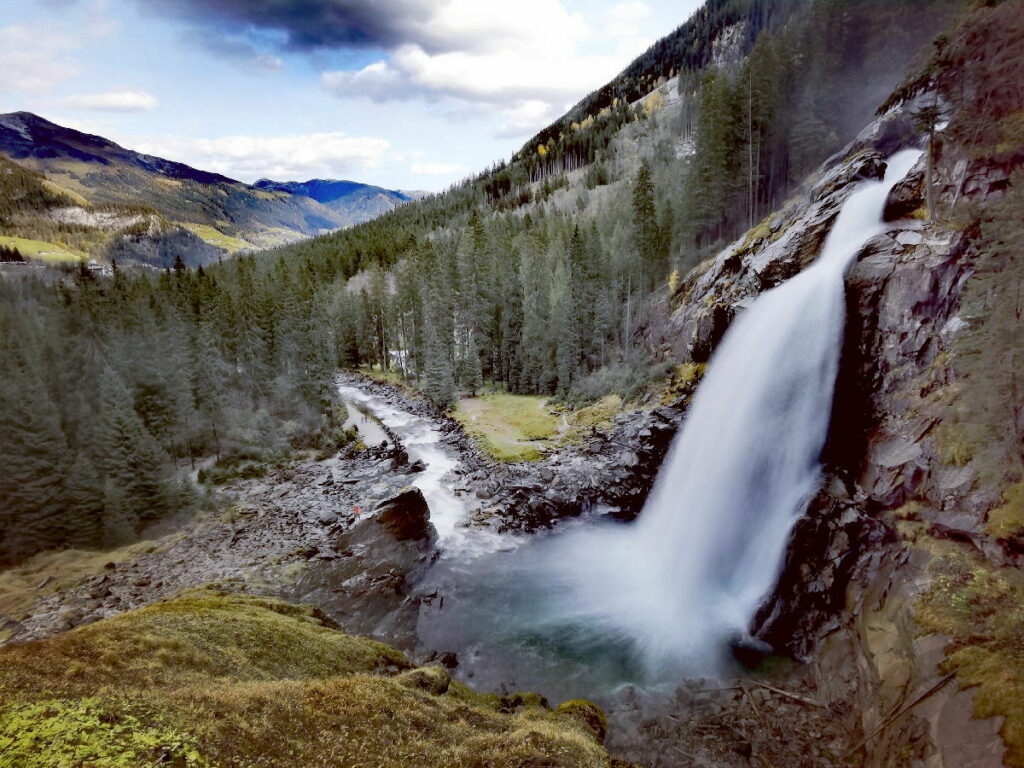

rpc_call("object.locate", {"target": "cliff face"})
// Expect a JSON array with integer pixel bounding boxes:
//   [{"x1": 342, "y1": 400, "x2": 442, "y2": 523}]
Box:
[{"x1": 637, "y1": 101, "x2": 1017, "y2": 765}]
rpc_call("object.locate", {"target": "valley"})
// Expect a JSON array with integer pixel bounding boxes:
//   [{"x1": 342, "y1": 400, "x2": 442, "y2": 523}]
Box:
[
  {"x1": 0, "y1": 112, "x2": 422, "y2": 267},
  {"x1": 2, "y1": 0, "x2": 1023, "y2": 766}
]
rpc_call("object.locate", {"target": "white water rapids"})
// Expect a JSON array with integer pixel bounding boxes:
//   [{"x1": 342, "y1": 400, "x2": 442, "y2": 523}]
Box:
[
  {"x1": 343, "y1": 150, "x2": 922, "y2": 694},
  {"x1": 337, "y1": 384, "x2": 507, "y2": 557}
]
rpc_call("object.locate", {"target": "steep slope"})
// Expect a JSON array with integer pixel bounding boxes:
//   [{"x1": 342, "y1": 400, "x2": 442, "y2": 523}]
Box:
[
  {"x1": 255, "y1": 178, "x2": 428, "y2": 228},
  {"x1": 263, "y1": 0, "x2": 958, "y2": 409},
  {"x1": 617, "y1": 4, "x2": 1024, "y2": 763},
  {"x1": 0, "y1": 112, "x2": 355, "y2": 264},
  {"x1": 0, "y1": 588, "x2": 621, "y2": 768}
]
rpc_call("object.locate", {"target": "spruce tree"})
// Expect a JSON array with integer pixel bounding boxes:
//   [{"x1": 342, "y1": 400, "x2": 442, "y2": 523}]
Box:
[
  {"x1": 422, "y1": 321, "x2": 456, "y2": 409},
  {"x1": 63, "y1": 452, "x2": 105, "y2": 550},
  {"x1": 0, "y1": 367, "x2": 69, "y2": 563}
]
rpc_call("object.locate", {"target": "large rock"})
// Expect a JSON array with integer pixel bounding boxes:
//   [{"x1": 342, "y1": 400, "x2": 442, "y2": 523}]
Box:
[
  {"x1": 375, "y1": 488, "x2": 432, "y2": 541},
  {"x1": 291, "y1": 488, "x2": 437, "y2": 650}
]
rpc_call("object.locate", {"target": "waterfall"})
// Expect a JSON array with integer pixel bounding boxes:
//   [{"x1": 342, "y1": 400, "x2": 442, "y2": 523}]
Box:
[
  {"x1": 531, "y1": 150, "x2": 923, "y2": 673},
  {"x1": 416, "y1": 151, "x2": 923, "y2": 695}
]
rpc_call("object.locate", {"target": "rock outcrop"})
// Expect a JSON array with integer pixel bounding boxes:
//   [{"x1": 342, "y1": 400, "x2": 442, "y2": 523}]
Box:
[
  {"x1": 292, "y1": 486, "x2": 437, "y2": 650},
  {"x1": 630, "y1": 104, "x2": 1014, "y2": 766}
]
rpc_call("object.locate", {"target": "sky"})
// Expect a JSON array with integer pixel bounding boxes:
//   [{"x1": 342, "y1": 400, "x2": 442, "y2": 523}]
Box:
[{"x1": 0, "y1": 0, "x2": 704, "y2": 190}]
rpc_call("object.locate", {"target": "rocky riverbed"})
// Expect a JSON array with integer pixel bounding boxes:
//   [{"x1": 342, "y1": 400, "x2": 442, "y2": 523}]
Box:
[{"x1": 0, "y1": 426, "x2": 432, "y2": 647}]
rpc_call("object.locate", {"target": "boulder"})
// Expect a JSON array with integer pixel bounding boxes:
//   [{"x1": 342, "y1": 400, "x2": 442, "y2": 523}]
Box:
[{"x1": 375, "y1": 488, "x2": 432, "y2": 541}]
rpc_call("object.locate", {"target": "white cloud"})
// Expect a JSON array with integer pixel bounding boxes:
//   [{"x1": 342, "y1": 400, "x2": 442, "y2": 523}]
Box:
[
  {"x1": 125, "y1": 131, "x2": 392, "y2": 182},
  {"x1": 321, "y1": 59, "x2": 415, "y2": 101},
  {"x1": 0, "y1": 5, "x2": 119, "y2": 96},
  {"x1": 319, "y1": 0, "x2": 671, "y2": 142},
  {"x1": 321, "y1": 1, "x2": 605, "y2": 104},
  {"x1": 64, "y1": 90, "x2": 159, "y2": 112},
  {"x1": 0, "y1": 25, "x2": 82, "y2": 92},
  {"x1": 494, "y1": 100, "x2": 562, "y2": 139},
  {"x1": 606, "y1": 1, "x2": 652, "y2": 37},
  {"x1": 411, "y1": 161, "x2": 469, "y2": 177}
]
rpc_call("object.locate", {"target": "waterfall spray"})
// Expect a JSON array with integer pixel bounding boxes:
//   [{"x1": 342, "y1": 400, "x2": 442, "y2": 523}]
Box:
[
  {"x1": 416, "y1": 150, "x2": 923, "y2": 693},
  {"x1": 534, "y1": 150, "x2": 923, "y2": 672}
]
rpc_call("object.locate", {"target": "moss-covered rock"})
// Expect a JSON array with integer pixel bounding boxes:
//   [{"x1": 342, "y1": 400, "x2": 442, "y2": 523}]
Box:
[
  {"x1": 556, "y1": 699, "x2": 609, "y2": 743},
  {"x1": 0, "y1": 588, "x2": 619, "y2": 768},
  {"x1": 916, "y1": 546, "x2": 1024, "y2": 766}
]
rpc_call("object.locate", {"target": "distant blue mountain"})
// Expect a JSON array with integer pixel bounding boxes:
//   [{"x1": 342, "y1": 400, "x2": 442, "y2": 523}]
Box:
[{"x1": 254, "y1": 178, "x2": 428, "y2": 226}]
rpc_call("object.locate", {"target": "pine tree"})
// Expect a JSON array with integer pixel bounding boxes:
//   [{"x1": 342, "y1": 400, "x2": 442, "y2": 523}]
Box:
[
  {"x1": 632, "y1": 160, "x2": 659, "y2": 291},
  {"x1": 422, "y1": 321, "x2": 456, "y2": 408},
  {"x1": 0, "y1": 365, "x2": 69, "y2": 563},
  {"x1": 63, "y1": 452, "x2": 105, "y2": 549},
  {"x1": 461, "y1": 335, "x2": 484, "y2": 396},
  {"x1": 96, "y1": 366, "x2": 170, "y2": 534}
]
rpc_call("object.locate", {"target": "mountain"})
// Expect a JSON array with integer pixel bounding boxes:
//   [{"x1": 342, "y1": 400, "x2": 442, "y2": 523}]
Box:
[
  {"x1": 255, "y1": 178, "x2": 428, "y2": 227},
  {"x1": 0, "y1": 112, "x2": 401, "y2": 266}
]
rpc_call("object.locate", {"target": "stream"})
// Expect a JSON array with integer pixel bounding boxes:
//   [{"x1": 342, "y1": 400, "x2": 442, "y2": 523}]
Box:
[{"x1": 337, "y1": 384, "x2": 508, "y2": 558}]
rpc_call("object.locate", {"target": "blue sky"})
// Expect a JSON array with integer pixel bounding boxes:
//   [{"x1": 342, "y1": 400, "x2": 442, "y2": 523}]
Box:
[{"x1": 0, "y1": 0, "x2": 703, "y2": 190}]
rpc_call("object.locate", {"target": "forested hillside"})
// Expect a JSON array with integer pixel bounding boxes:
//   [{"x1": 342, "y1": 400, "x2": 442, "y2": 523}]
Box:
[
  {"x1": 0, "y1": 113, "x2": 415, "y2": 267},
  {"x1": 0, "y1": 0, "x2": 963, "y2": 565},
  {"x1": 0, "y1": 260, "x2": 344, "y2": 565},
  {"x1": 266, "y1": 0, "x2": 958, "y2": 406}
]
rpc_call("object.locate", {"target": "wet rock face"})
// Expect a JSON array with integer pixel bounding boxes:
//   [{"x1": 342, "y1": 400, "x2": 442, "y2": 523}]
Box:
[
  {"x1": 375, "y1": 488, "x2": 432, "y2": 541},
  {"x1": 883, "y1": 164, "x2": 925, "y2": 221},
  {"x1": 689, "y1": 303, "x2": 731, "y2": 363},
  {"x1": 642, "y1": 144, "x2": 899, "y2": 366}
]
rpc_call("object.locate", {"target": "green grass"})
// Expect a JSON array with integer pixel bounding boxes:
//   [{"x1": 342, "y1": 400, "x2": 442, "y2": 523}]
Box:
[
  {"x1": 0, "y1": 588, "x2": 614, "y2": 768},
  {"x1": 0, "y1": 235, "x2": 83, "y2": 263},
  {"x1": 455, "y1": 393, "x2": 560, "y2": 462},
  {"x1": 179, "y1": 223, "x2": 253, "y2": 254}
]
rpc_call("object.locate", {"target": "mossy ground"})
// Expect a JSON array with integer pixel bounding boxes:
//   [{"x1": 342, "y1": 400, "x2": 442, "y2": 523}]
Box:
[
  {"x1": 985, "y1": 481, "x2": 1024, "y2": 539},
  {"x1": 659, "y1": 363, "x2": 705, "y2": 405},
  {"x1": 0, "y1": 588, "x2": 616, "y2": 768},
  {"x1": 915, "y1": 542, "x2": 1024, "y2": 766},
  {"x1": 455, "y1": 393, "x2": 561, "y2": 462},
  {"x1": 568, "y1": 395, "x2": 623, "y2": 431}
]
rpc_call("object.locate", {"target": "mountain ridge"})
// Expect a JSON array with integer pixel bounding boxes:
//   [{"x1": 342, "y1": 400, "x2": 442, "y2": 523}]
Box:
[
  {"x1": 0, "y1": 112, "x2": 421, "y2": 265},
  {"x1": 254, "y1": 177, "x2": 428, "y2": 227}
]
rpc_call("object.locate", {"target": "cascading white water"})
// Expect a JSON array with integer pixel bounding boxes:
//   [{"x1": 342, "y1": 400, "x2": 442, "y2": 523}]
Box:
[
  {"x1": 520, "y1": 150, "x2": 924, "y2": 674},
  {"x1": 337, "y1": 382, "x2": 509, "y2": 557}
]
